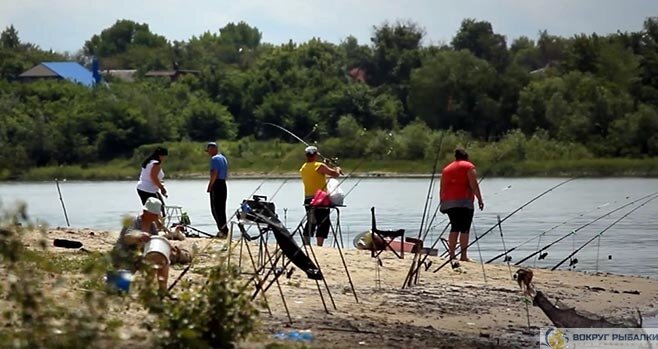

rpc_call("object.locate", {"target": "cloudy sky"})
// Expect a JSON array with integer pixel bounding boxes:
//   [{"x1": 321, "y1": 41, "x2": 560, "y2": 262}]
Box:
[{"x1": 1, "y1": 0, "x2": 656, "y2": 53}]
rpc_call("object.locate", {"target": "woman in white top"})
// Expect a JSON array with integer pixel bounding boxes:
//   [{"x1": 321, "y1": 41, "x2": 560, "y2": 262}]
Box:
[{"x1": 136, "y1": 146, "x2": 168, "y2": 217}]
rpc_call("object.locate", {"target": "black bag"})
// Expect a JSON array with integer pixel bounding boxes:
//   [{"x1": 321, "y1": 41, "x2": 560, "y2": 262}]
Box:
[{"x1": 241, "y1": 195, "x2": 277, "y2": 223}]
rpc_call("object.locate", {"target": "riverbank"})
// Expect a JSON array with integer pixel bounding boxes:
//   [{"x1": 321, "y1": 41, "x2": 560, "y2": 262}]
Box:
[
  {"x1": 8, "y1": 157, "x2": 658, "y2": 181},
  {"x1": 15, "y1": 227, "x2": 658, "y2": 348}
]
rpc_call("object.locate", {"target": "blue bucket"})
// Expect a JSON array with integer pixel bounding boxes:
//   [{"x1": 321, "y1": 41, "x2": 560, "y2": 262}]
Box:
[{"x1": 105, "y1": 270, "x2": 133, "y2": 292}]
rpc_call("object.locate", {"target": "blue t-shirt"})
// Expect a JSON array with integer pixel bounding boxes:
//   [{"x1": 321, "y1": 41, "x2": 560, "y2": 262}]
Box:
[{"x1": 210, "y1": 154, "x2": 228, "y2": 180}]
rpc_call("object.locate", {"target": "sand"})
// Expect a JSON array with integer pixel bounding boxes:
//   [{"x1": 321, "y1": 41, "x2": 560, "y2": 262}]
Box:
[{"x1": 17, "y1": 227, "x2": 658, "y2": 348}]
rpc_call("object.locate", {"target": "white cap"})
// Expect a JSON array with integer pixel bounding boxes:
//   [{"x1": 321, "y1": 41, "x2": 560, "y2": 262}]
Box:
[
  {"x1": 143, "y1": 197, "x2": 163, "y2": 215},
  {"x1": 305, "y1": 146, "x2": 318, "y2": 155}
]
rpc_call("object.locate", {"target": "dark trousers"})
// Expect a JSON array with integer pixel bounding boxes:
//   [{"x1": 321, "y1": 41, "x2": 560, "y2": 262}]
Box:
[
  {"x1": 302, "y1": 198, "x2": 330, "y2": 241},
  {"x1": 137, "y1": 189, "x2": 166, "y2": 217},
  {"x1": 210, "y1": 180, "x2": 228, "y2": 234}
]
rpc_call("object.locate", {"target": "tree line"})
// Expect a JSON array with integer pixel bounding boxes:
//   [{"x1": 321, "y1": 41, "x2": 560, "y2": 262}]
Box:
[{"x1": 1, "y1": 17, "x2": 657, "y2": 177}]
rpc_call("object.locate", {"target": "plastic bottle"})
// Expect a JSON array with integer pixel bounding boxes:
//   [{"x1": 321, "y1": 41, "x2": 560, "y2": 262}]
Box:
[{"x1": 272, "y1": 330, "x2": 314, "y2": 342}]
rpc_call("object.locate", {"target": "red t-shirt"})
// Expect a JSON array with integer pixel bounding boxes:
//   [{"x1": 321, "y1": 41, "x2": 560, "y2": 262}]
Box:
[{"x1": 440, "y1": 160, "x2": 475, "y2": 210}]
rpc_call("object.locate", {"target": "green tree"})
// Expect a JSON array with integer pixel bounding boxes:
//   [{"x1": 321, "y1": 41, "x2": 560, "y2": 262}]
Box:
[
  {"x1": 84, "y1": 20, "x2": 171, "y2": 69},
  {"x1": 218, "y1": 21, "x2": 262, "y2": 49},
  {"x1": 183, "y1": 98, "x2": 237, "y2": 141},
  {"x1": 510, "y1": 36, "x2": 542, "y2": 71},
  {"x1": 1, "y1": 25, "x2": 20, "y2": 49},
  {"x1": 409, "y1": 50, "x2": 499, "y2": 137},
  {"x1": 537, "y1": 30, "x2": 568, "y2": 67},
  {"x1": 452, "y1": 19, "x2": 509, "y2": 71},
  {"x1": 609, "y1": 104, "x2": 658, "y2": 156}
]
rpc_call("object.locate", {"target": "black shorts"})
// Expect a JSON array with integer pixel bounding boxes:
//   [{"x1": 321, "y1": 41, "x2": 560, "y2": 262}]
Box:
[{"x1": 445, "y1": 208, "x2": 474, "y2": 232}]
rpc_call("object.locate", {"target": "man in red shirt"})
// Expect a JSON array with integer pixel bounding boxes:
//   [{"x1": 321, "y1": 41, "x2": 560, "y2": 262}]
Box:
[{"x1": 440, "y1": 148, "x2": 484, "y2": 268}]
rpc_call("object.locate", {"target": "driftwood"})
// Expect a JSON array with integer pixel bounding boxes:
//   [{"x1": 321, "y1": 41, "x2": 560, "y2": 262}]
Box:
[{"x1": 533, "y1": 291, "x2": 642, "y2": 328}]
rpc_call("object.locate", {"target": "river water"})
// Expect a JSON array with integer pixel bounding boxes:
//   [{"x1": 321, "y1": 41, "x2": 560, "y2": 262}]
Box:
[{"x1": 0, "y1": 178, "x2": 657, "y2": 279}]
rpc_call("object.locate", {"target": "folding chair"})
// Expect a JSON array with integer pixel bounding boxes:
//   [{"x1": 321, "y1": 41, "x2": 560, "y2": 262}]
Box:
[{"x1": 370, "y1": 207, "x2": 405, "y2": 259}]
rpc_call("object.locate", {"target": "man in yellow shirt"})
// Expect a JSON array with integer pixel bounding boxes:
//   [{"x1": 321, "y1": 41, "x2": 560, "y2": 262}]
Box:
[{"x1": 300, "y1": 146, "x2": 341, "y2": 246}]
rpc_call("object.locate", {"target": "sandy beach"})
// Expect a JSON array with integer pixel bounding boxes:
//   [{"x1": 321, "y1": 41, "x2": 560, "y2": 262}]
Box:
[{"x1": 16, "y1": 227, "x2": 658, "y2": 348}]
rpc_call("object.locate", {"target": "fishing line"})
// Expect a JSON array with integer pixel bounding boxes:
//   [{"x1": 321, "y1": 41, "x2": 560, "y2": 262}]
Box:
[
  {"x1": 570, "y1": 231, "x2": 577, "y2": 270},
  {"x1": 404, "y1": 155, "x2": 511, "y2": 287},
  {"x1": 532, "y1": 234, "x2": 543, "y2": 268},
  {"x1": 432, "y1": 177, "x2": 579, "y2": 274},
  {"x1": 247, "y1": 132, "x2": 396, "y2": 304},
  {"x1": 487, "y1": 199, "x2": 615, "y2": 264},
  {"x1": 438, "y1": 183, "x2": 516, "y2": 259},
  {"x1": 526, "y1": 200, "x2": 615, "y2": 267},
  {"x1": 168, "y1": 129, "x2": 320, "y2": 293},
  {"x1": 472, "y1": 221, "x2": 487, "y2": 283},
  {"x1": 402, "y1": 133, "x2": 444, "y2": 288},
  {"x1": 595, "y1": 235, "x2": 601, "y2": 273},
  {"x1": 496, "y1": 215, "x2": 513, "y2": 279},
  {"x1": 551, "y1": 193, "x2": 658, "y2": 271},
  {"x1": 514, "y1": 191, "x2": 658, "y2": 266}
]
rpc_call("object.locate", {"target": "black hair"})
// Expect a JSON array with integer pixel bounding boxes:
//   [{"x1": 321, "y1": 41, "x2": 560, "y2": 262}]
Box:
[
  {"x1": 141, "y1": 146, "x2": 169, "y2": 168},
  {"x1": 454, "y1": 147, "x2": 469, "y2": 161}
]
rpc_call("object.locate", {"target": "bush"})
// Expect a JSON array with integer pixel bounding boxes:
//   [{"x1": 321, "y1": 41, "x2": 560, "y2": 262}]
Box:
[
  {"x1": 145, "y1": 261, "x2": 259, "y2": 349},
  {"x1": 0, "y1": 204, "x2": 116, "y2": 348}
]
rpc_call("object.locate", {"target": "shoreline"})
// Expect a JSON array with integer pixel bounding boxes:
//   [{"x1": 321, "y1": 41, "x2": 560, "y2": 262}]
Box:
[
  {"x1": 16, "y1": 227, "x2": 658, "y2": 348},
  {"x1": 5, "y1": 170, "x2": 658, "y2": 183},
  {"x1": 4, "y1": 157, "x2": 658, "y2": 181}
]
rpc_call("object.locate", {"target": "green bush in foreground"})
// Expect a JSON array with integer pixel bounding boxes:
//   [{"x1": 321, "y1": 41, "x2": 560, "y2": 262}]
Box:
[
  {"x1": 0, "y1": 204, "x2": 116, "y2": 348},
  {"x1": 143, "y1": 257, "x2": 259, "y2": 349},
  {"x1": 0, "y1": 203, "x2": 262, "y2": 348}
]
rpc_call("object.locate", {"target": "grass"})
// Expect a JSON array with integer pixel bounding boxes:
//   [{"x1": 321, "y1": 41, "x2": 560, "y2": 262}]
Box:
[
  {"x1": 8, "y1": 139, "x2": 658, "y2": 180},
  {"x1": 21, "y1": 249, "x2": 107, "y2": 274},
  {"x1": 17, "y1": 157, "x2": 658, "y2": 180}
]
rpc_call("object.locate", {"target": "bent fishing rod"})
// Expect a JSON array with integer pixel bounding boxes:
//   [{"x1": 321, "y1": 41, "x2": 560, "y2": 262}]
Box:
[
  {"x1": 243, "y1": 126, "x2": 395, "y2": 300},
  {"x1": 242, "y1": 141, "x2": 396, "y2": 306},
  {"x1": 485, "y1": 198, "x2": 619, "y2": 264},
  {"x1": 551, "y1": 193, "x2": 658, "y2": 271},
  {"x1": 263, "y1": 122, "x2": 343, "y2": 169},
  {"x1": 168, "y1": 126, "x2": 321, "y2": 292},
  {"x1": 430, "y1": 177, "x2": 578, "y2": 273},
  {"x1": 513, "y1": 190, "x2": 658, "y2": 266}
]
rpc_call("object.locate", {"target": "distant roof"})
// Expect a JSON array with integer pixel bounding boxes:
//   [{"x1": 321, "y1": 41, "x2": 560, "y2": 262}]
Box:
[
  {"x1": 144, "y1": 69, "x2": 200, "y2": 77},
  {"x1": 103, "y1": 69, "x2": 137, "y2": 82},
  {"x1": 19, "y1": 62, "x2": 95, "y2": 87}
]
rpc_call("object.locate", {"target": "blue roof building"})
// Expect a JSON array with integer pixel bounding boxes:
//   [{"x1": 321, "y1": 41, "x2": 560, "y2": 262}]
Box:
[{"x1": 19, "y1": 62, "x2": 96, "y2": 87}]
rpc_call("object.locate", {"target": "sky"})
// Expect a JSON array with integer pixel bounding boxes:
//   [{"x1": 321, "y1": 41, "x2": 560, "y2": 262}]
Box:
[{"x1": 1, "y1": 0, "x2": 657, "y2": 53}]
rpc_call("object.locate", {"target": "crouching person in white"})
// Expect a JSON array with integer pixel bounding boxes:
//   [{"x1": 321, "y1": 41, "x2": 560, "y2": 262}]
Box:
[{"x1": 110, "y1": 197, "x2": 172, "y2": 293}]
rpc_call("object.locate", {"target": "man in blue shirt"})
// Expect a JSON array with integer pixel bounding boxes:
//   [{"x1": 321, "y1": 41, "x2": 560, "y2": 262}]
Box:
[{"x1": 206, "y1": 142, "x2": 229, "y2": 237}]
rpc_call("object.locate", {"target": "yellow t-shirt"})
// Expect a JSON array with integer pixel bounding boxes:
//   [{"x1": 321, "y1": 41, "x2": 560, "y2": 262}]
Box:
[{"x1": 300, "y1": 161, "x2": 326, "y2": 198}]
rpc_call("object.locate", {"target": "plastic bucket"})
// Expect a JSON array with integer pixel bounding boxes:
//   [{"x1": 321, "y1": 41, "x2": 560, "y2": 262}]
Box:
[{"x1": 143, "y1": 235, "x2": 172, "y2": 265}]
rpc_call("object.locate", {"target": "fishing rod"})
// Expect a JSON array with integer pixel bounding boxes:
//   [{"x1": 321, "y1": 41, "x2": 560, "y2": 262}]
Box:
[
  {"x1": 263, "y1": 122, "x2": 342, "y2": 169},
  {"x1": 402, "y1": 134, "x2": 445, "y2": 288},
  {"x1": 243, "y1": 128, "x2": 396, "y2": 305},
  {"x1": 436, "y1": 183, "x2": 514, "y2": 259},
  {"x1": 55, "y1": 178, "x2": 71, "y2": 226},
  {"x1": 485, "y1": 198, "x2": 618, "y2": 264},
  {"x1": 431, "y1": 177, "x2": 578, "y2": 273},
  {"x1": 496, "y1": 215, "x2": 513, "y2": 278},
  {"x1": 513, "y1": 191, "x2": 658, "y2": 266},
  {"x1": 403, "y1": 153, "x2": 509, "y2": 287},
  {"x1": 551, "y1": 193, "x2": 658, "y2": 271},
  {"x1": 243, "y1": 143, "x2": 395, "y2": 305},
  {"x1": 168, "y1": 127, "x2": 321, "y2": 292},
  {"x1": 472, "y1": 221, "x2": 487, "y2": 283}
]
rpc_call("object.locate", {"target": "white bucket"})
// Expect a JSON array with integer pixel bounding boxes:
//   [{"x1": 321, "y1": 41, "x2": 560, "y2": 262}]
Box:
[{"x1": 143, "y1": 235, "x2": 172, "y2": 265}]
